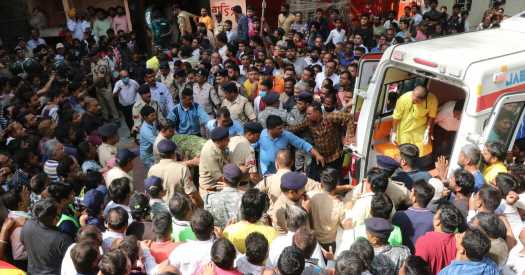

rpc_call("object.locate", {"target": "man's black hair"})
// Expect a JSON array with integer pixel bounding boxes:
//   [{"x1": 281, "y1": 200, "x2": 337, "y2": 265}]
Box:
[
  {"x1": 453, "y1": 168, "x2": 475, "y2": 196},
  {"x1": 47, "y1": 182, "x2": 74, "y2": 202},
  {"x1": 474, "y1": 212, "x2": 506, "y2": 240},
  {"x1": 118, "y1": 235, "x2": 140, "y2": 264},
  {"x1": 370, "y1": 193, "x2": 393, "y2": 219},
  {"x1": 320, "y1": 168, "x2": 338, "y2": 192},
  {"x1": 292, "y1": 227, "x2": 317, "y2": 259},
  {"x1": 108, "y1": 177, "x2": 131, "y2": 204},
  {"x1": 33, "y1": 198, "x2": 59, "y2": 226},
  {"x1": 129, "y1": 192, "x2": 150, "y2": 220},
  {"x1": 211, "y1": 238, "x2": 237, "y2": 270},
  {"x1": 245, "y1": 232, "x2": 269, "y2": 265},
  {"x1": 153, "y1": 212, "x2": 173, "y2": 239},
  {"x1": 401, "y1": 255, "x2": 431, "y2": 275},
  {"x1": 98, "y1": 249, "x2": 128, "y2": 275},
  {"x1": 495, "y1": 173, "x2": 518, "y2": 197},
  {"x1": 335, "y1": 251, "x2": 366, "y2": 275},
  {"x1": 241, "y1": 189, "x2": 268, "y2": 223},
  {"x1": 277, "y1": 246, "x2": 305, "y2": 275},
  {"x1": 412, "y1": 180, "x2": 435, "y2": 207},
  {"x1": 106, "y1": 206, "x2": 128, "y2": 230},
  {"x1": 1, "y1": 189, "x2": 22, "y2": 210},
  {"x1": 190, "y1": 209, "x2": 214, "y2": 241},
  {"x1": 366, "y1": 167, "x2": 388, "y2": 193},
  {"x1": 181, "y1": 87, "x2": 193, "y2": 98},
  {"x1": 399, "y1": 143, "x2": 419, "y2": 168},
  {"x1": 169, "y1": 192, "x2": 192, "y2": 220},
  {"x1": 71, "y1": 241, "x2": 100, "y2": 274},
  {"x1": 437, "y1": 203, "x2": 464, "y2": 233},
  {"x1": 266, "y1": 115, "x2": 284, "y2": 130},
  {"x1": 462, "y1": 228, "x2": 491, "y2": 261},
  {"x1": 478, "y1": 185, "x2": 502, "y2": 212}
]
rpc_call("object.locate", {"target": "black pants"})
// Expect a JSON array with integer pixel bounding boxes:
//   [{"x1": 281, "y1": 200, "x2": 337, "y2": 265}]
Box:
[
  {"x1": 120, "y1": 104, "x2": 134, "y2": 131},
  {"x1": 308, "y1": 156, "x2": 343, "y2": 182}
]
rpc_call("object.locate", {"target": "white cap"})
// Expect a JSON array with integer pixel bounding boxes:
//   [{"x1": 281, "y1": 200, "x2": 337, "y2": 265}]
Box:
[
  {"x1": 428, "y1": 178, "x2": 444, "y2": 201},
  {"x1": 56, "y1": 43, "x2": 65, "y2": 49}
]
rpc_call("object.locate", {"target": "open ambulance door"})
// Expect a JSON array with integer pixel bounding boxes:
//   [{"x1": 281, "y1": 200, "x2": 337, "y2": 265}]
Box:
[
  {"x1": 349, "y1": 53, "x2": 382, "y2": 185},
  {"x1": 480, "y1": 92, "x2": 525, "y2": 153}
]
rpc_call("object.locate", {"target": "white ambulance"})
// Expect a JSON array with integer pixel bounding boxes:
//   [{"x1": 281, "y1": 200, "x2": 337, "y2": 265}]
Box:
[{"x1": 350, "y1": 11, "x2": 525, "y2": 181}]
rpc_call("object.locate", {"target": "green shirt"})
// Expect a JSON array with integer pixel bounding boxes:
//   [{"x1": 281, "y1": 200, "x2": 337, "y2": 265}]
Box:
[{"x1": 171, "y1": 218, "x2": 196, "y2": 242}]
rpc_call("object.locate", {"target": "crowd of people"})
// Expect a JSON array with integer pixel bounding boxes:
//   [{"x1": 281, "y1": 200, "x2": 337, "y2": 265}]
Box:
[{"x1": 0, "y1": 0, "x2": 520, "y2": 274}]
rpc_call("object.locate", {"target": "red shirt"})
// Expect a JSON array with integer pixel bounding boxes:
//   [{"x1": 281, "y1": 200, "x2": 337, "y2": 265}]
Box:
[
  {"x1": 150, "y1": 241, "x2": 179, "y2": 263},
  {"x1": 415, "y1": 231, "x2": 456, "y2": 275}
]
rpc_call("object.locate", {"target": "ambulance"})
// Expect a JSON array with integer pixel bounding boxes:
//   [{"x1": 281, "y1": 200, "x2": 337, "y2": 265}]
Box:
[{"x1": 349, "y1": 11, "x2": 525, "y2": 182}]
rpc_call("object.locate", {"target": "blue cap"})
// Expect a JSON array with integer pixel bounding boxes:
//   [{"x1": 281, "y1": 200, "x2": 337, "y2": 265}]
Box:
[
  {"x1": 144, "y1": 176, "x2": 162, "y2": 190},
  {"x1": 82, "y1": 189, "x2": 104, "y2": 212},
  {"x1": 223, "y1": 163, "x2": 242, "y2": 183},
  {"x1": 98, "y1": 123, "x2": 119, "y2": 137},
  {"x1": 263, "y1": 92, "x2": 280, "y2": 105},
  {"x1": 210, "y1": 127, "x2": 229, "y2": 141},
  {"x1": 157, "y1": 139, "x2": 177, "y2": 154},
  {"x1": 365, "y1": 217, "x2": 393, "y2": 237},
  {"x1": 296, "y1": 92, "x2": 313, "y2": 103},
  {"x1": 376, "y1": 155, "x2": 400, "y2": 171},
  {"x1": 281, "y1": 172, "x2": 307, "y2": 190},
  {"x1": 116, "y1": 148, "x2": 138, "y2": 163}
]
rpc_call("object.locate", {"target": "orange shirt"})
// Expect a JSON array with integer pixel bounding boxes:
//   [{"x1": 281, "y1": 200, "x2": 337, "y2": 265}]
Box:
[{"x1": 258, "y1": 77, "x2": 285, "y2": 94}]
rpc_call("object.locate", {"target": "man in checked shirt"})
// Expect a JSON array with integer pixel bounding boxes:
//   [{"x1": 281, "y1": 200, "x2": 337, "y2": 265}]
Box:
[{"x1": 288, "y1": 101, "x2": 355, "y2": 181}]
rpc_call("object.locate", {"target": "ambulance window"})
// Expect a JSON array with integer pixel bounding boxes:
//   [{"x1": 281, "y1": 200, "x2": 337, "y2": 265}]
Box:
[
  {"x1": 486, "y1": 102, "x2": 525, "y2": 148},
  {"x1": 354, "y1": 61, "x2": 379, "y2": 113}
]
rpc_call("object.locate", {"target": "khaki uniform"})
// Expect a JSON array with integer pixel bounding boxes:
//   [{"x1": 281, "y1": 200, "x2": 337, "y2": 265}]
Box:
[
  {"x1": 222, "y1": 95, "x2": 256, "y2": 124},
  {"x1": 199, "y1": 140, "x2": 229, "y2": 196},
  {"x1": 309, "y1": 192, "x2": 345, "y2": 244},
  {"x1": 132, "y1": 97, "x2": 166, "y2": 132},
  {"x1": 255, "y1": 168, "x2": 321, "y2": 207},
  {"x1": 147, "y1": 159, "x2": 196, "y2": 202},
  {"x1": 268, "y1": 194, "x2": 302, "y2": 234},
  {"x1": 97, "y1": 143, "x2": 117, "y2": 167},
  {"x1": 228, "y1": 136, "x2": 257, "y2": 174},
  {"x1": 153, "y1": 134, "x2": 168, "y2": 163}
]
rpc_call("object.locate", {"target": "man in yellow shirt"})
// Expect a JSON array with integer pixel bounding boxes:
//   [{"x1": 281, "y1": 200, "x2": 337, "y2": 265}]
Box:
[
  {"x1": 198, "y1": 8, "x2": 214, "y2": 32},
  {"x1": 223, "y1": 189, "x2": 278, "y2": 253},
  {"x1": 392, "y1": 85, "x2": 438, "y2": 156},
  {"x1": 481, "y1": 142, "x2": 508, "y2": 184}
]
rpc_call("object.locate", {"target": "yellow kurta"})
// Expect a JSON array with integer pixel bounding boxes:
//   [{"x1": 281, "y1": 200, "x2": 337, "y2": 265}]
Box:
[{"x1": 392, "y1": 91, "x2": 438, "y2": 156}]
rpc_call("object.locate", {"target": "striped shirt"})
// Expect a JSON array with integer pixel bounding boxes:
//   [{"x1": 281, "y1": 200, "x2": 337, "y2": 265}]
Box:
[{"x1": 44, "y1": 160, "x2": 60, "y2": 182}]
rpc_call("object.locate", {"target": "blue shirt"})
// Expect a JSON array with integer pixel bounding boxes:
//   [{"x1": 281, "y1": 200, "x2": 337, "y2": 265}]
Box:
[
  {"x1": 256, "y1": 129, "x2": 313, "y2": 175},
  {"x1": 206, "y1": 119, "x2": 244, "y2": 137},
  {"x1": 438, "y1": 257, "x2": 499, "y2": 275},
  {"x1": 473, "y1": 170, "x2": 486, "y2": 192},
  {"x1": 150, "y1": 82, "x2": 175, "y2": 117},
  {"x1": 139, "y1": 122, "x2": 158, "y2": 166},
  {"x1": 167, "y1": 103, "x2": 210, "y2": 135}
]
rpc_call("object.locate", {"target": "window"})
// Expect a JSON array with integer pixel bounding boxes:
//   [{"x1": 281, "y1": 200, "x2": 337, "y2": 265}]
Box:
[
  {"x1": 486, "y1": 102, "x2": 525, "y2": 148},
  {"x1": 455, "y1": 0, "x2": 472, "y2": 11}
]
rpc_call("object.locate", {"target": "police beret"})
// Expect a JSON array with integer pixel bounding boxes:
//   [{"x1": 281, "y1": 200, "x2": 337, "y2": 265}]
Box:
[
  {"x1": 196, "y1": 68, "x2": 209, "y2": 77},
  {"x1": 210, "y1": 127, "x2": 229, "y2": 141},
  {"x1": 82, "y1": 189, "x2": 104, "y2": 212},
  {"x1": 116, "y1": 148, "x2": 138, "y2": 163},
  {"x1": 157, "y1": 139, "x2": 177, "y2": 154},
  {"x1": 138, "y1": 84, "x2": 151, "y2": 95},
  {"x1": 244, "y1": 122, "x2": 263, "y2": 134},
  {"x1": 263, "y1": 92, "x2": 280, "y2": 105},
  {"x1": 281, "y1": 171, "x2": 307, "y2": 190},
  {"x1": 365, "y1": 217, "x2": 393, "y2": 238},
  {"x1": 223, "y1": 163, "x2": 242, "y2": 183},
  {"x1": 222, "y1": 82, "x2": 238, "y2": 93},
  {"x1": 261, "y1": 66, "x2": 273, "y2": 76},
  {"x1": 144, "y1": 176, "x2": 162, "y2": 191},
  {"x1": 296, "y1": 92, "x2": 313, "y2": 102},
  {"x1": 376, "y1": 155, "x2": 400, "y2": 171},
  {"x1": 98, "y1": 123, "x2": 119, "y2": 137}
]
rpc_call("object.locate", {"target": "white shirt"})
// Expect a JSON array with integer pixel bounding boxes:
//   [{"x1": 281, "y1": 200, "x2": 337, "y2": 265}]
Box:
[
  {"x1": 113, "y1": 79, "x2": 139, "y2": 106},
  {"x1": 104, "y1": 166, "x2": 133, "y2": 190},
  {"x1": 268, "y1": 231, "x2": 325, "y2": 268},
  {"x1": 235, "y1": 256, "x2": 269, "y2": 275},
  {"x1": 27, "y1": 38, "x2": 46, "y2": 50},
  {"x1": 314, "y1": 72, "x2": 340, "y2": 92},
  {"x1": 168, "y1": 239, "x2": 214, "y2": 275},
  {"x1": 67, "y1": 19, "x2": 91, "y2": 40},
  {"x1": 61, "y1": 243, "x2": 103, "y2": 275},
  {"x1": 193, "y1": 82, "x2": 214, "y2": 115},
  {"x1": 103, "y1": 201, "x2": 133, "y2": 225},
  {"x1": 435, "y1": 101, "x2": 460, "y2": 132},
  {"x1": 102, "y1": 230, "x2": 125, "y2": 253},
  {"x1": 325, "y1": 28, "x2": 346, "y2": 45}
]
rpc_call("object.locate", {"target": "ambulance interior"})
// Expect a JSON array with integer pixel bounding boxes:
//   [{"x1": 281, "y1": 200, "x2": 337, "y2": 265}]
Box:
[{"x1": 360, "y1": 66, "x2": 467, "y2": 168}]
